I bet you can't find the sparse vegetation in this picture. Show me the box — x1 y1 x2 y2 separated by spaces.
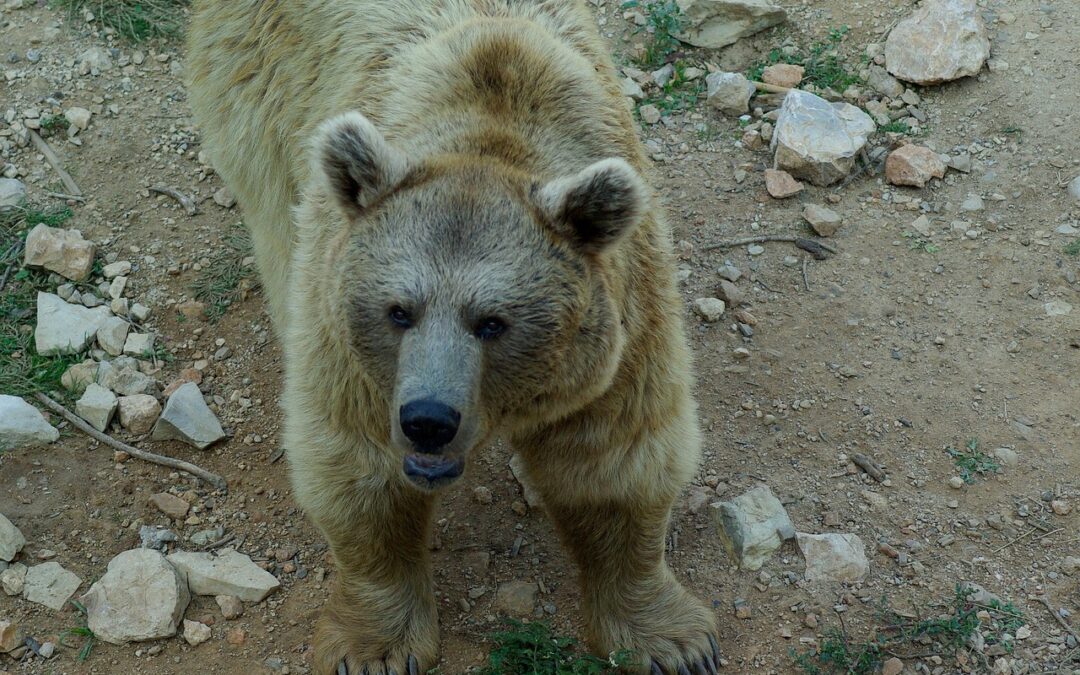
480 621 632 675
878 121 911 135
946 438 1000 484
747 26 860 91
38 114 71 138
640 61 706 118
902 232 940 254
623 0 685 68
1064 239 1080 256
190 224 258 320
60 600 97 662
52 0 190 41
793 586 1025 674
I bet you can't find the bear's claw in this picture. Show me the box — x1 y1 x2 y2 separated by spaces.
407 654 419 675
648 634 721 675
337 658 416 675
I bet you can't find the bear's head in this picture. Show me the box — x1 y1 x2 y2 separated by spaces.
310 112 647 491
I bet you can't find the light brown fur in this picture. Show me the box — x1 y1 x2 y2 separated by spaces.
188 1 716 672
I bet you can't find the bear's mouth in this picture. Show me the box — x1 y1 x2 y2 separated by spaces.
403 452 465 489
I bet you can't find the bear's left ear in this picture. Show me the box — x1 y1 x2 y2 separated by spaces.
535 158 647 253
313 111 409 217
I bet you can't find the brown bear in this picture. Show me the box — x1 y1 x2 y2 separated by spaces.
187 1 717 673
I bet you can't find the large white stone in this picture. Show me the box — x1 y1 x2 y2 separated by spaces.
23 224 96 281
23 561 82 611
711 485 795 570
152 383 225 450
167 549 280 602
705 71 755 115
674 0 786 49
884 0 990 85
0 177 26 211
76 383 118 432
772 90 875 186
34 292 110 355
0 395 59 450
0 513 26 562
796 532 869 583
81 549 190 644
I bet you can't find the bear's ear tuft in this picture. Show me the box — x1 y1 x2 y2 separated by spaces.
536 158 647 253
314 112 409 217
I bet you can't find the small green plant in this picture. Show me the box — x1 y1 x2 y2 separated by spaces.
38 114 71 138
190 224 259 320
25 205 74 228
480 621 632 675
1064 239 1080 256
640 61 706 117
878 121 911 135
902 232 940 254
946 438 1000 484
52 0 190 41
746 27 860 91
793 586 1025 674
623 0 686 68
1002 126 1023 143
60 599 97 661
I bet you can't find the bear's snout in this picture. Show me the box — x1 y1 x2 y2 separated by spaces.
399 399 461 451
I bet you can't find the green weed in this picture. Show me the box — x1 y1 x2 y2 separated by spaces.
946 438 1000 484
902 232 940 254
190 224 258 320
746 26 859 91
60 599 97 661
1063 239 1080 256
641 61 706 117
878 121 911 135
480 621 632 675
52 0 190 41
623 0 686 68
38 114 71 138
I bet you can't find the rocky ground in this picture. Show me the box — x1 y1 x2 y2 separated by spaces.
0 0 1078 673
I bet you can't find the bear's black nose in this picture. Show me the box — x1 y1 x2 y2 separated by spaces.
399 400 460 450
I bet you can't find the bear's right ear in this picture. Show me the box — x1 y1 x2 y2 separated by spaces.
314 112 409 217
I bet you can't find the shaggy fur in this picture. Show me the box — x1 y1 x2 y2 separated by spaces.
187 1 716 672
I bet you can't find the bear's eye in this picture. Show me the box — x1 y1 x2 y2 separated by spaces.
475 317 508 341
388 305 413 329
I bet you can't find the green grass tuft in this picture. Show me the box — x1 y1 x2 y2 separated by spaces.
60 599 97 662
623 0 686 68
38 114 71 138
190 224 259 320
746 26 860 91
480 621 632 675
52 0 190 41
1064 239 1080 256
946 438 1000 484
640 61 706 118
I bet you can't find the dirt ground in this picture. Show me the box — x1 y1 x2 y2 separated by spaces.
1 0 1078 673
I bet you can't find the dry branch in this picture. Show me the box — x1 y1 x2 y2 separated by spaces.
29 130 82 197
852 453 886 482
149 185 199 216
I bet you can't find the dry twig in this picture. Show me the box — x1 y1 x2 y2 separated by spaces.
801 258 811 291
35 392 227 491
45 191 86 203
701 234 837 257
1038 597 1079 642
28 130 82 197
149 185 200 216
852 453 886 482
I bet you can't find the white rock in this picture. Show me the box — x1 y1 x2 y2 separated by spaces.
152 382 226 450
131 303 152 322
705 71 755 115
1 563 27 595
102 260 132 279
182 619 211 646
0 395 59 450
802 204 843 237
0 513 26 562
772 90 875 186
118 395 161 434
167 550 280 602
64 107 92 131
122 332 153 357
692 297 726 323
76 383 118 432
884 0 990 85
0 177 26 211
23 561 82 610
619 76 644 100
960 194 984 212
1068 175 1080 203
213 188 236 208
81 549 190 644
96 316 130 356
711 485 795 570
108 276 127 300
797 532 869 583
1044 300 1073 316
78 46 112 72
23 224 96 281
675 0 786 49
35 292 110 355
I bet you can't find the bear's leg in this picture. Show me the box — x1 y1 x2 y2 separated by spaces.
519 444 720 674
300 469 439 675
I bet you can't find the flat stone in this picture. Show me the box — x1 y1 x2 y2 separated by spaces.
216 594 244 620
150 493 190 520
167 550 279 602
102 261 131 279
706 71 755 115
675 0 786 49
60 360 97 394
76 383 118 432
117 395 161 434
0 177 26 211
718 279 745 306
802 204 843 237
0 620 23 653
1 563 27 595
0 513 26 562
885 0 990 85
23 561 81 610
34 292 110 355
1044 300 1072 316
183 619 212 646
78 46 113 72
772 90 875 186
885 145 947 187
64 107 91 131
152 383 225 450
139 526 178 551
81 549 189 644
692 297 726 322
764 168 803 198
23 224 96 281
882 657 904 675
866 65 904 98
99 362 157 396
711 485 795 570
96 316 130 357
639 104 661 125
108 276 127 300
796 532 869 583
960 194 984 212
494 580 537 617
762 63 803 88
122 332 153 357
213 188 236 208
0 395 59 451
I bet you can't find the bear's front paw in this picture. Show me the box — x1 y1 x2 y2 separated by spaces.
313 591 438 675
